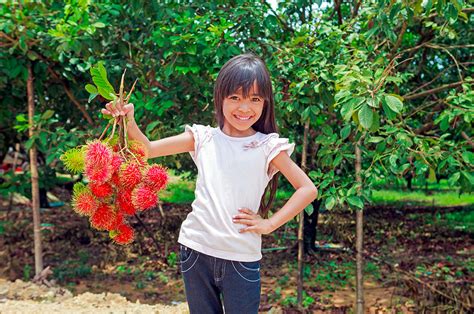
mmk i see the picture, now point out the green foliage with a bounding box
[23,264,32,282]
[0,221,5,236]
[89,61,116,101]
[312,260,355,291]
[53,251,92,282]
[167,251,178,267]
[1,0,472,213]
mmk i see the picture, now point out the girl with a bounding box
[102,53,318,314]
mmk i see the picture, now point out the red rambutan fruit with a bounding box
[111,154,124,173]
[85,139,113,165]
[112,211,125,230]
[113,224,135,245]
[129,140,148,160]
[117,189,136,216]
[111,172,121,186]
[90,203,116,231]
[84,140,113,183]
[89,181,113,198]
[144,164,169,191]
[131,184,158,211]
[72,187,98,216]
[119,162,142,189]
[84,162,112,183]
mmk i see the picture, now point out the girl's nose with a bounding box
[239,102,251,110]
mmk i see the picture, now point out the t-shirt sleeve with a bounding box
[184,123,211,164]
[263,134,295,180]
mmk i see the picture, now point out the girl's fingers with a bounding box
[239,226,256,233]
[239,208,255,215]
[233,213,252,220]
[233,219,255,226]
[105,102,125,116]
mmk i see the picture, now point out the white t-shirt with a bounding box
[177,124,295,262]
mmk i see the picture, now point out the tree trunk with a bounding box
[297,119,310,308]
[355,132,365,313]
[303,199,321,254]
[27,62,43,275]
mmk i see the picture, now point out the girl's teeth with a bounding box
[235,115,252,120]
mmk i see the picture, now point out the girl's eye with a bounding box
[252,98,262,102]
[230,96,239,100]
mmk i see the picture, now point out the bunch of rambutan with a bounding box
[60,137,168,245]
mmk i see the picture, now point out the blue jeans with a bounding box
[179,244,261,314]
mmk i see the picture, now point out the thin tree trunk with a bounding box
[354,132,365,313]
[27,62,43,275]
[297,119,310,308]
[7,143,20,216]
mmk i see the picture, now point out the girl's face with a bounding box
[222,81,265,136]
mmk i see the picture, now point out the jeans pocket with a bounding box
[179,245,200,273]
[231,260,260,282]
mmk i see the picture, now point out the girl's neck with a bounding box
[220,124,257,138]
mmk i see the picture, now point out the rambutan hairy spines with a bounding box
[89,181,114,198]
[119,162,142,189]
[110,172,121,186]
[72,184,98,216]
[60,147,85,174]
[129,140,148,160]
[61,108,170,245]
[85,139,113,166]
[90,203,116,231]
[111,154,124,173]
[84,161,112,183]
[112,211,125,230]
[144,164,169,191]
[131,184,158,211]
[113,224,135,245]
[117,189,136,216]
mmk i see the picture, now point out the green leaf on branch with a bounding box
[325,195,336,210]
[25,136,36,150]
[41,110,54,120]
[85,84,98,94]
[39,131,48,147]
[382,100,397,120]
[88,93,98,103]
[90,61,116,100]
[304,204,314,215]
[462,151,474,164]
[340,125,351,140]
[347,196,364,209]
[358,103,373,129]
[368,136,384,143]
[369,110,380,132]
[384,94,403,113]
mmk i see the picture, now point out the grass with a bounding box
[407,208,474,232]
[158,169,195,204]
[160,173,473,209]
[158,170,296,205]
[370,187,474,207]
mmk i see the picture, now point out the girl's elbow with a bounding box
[308,185,318,200]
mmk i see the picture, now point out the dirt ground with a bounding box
[1,188,472,313]
[0,278,410,314]
[0,278,188,313]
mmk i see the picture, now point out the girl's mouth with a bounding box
[234,114,253,121]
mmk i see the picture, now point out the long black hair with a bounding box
[213,53,280,218]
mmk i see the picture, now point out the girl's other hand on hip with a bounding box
[232,207,275,235]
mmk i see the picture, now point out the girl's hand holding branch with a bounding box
[102,101,135,120]
[232,207,275,235]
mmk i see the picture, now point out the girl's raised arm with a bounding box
[101,101,194,159]
[127,117,195,159]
